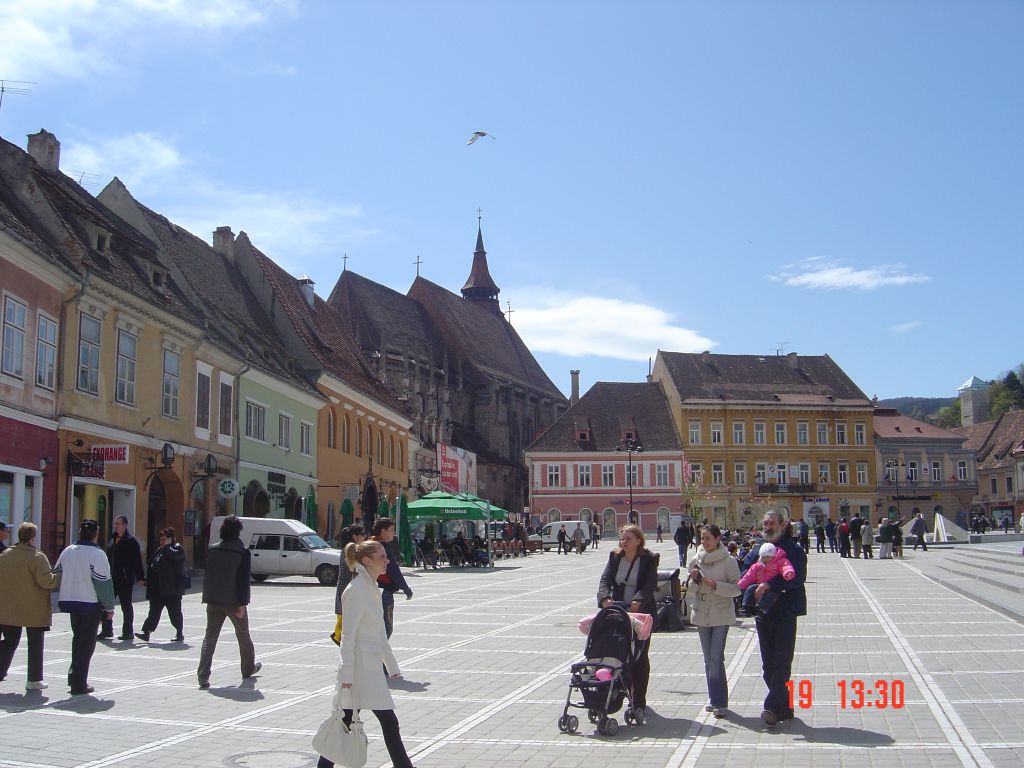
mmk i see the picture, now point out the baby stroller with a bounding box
[558,604,645,736]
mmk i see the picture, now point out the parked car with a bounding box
[209,516,342,585]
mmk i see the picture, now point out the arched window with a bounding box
[399,442,404,471]
[355,420,363,456]
[342,414,350,453]
[366,426,372,460]
[388,435,395,468]
[376,432,383,465]
[326,409,336,449]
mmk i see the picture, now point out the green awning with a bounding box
[406,490,507,522]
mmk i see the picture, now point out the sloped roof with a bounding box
[409,276,564,399]
[461,225,499,294]
[658,352,869,403]
[958,375,989,392]
[528,382,681,453]
[956,410,1024,471]
[243,237,407,415]
[327,270,444,368]
[873,409,966,442]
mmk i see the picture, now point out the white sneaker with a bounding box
[26,681,48,690]
[704,704,713,712]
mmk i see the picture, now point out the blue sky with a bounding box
[2,1,1021,400]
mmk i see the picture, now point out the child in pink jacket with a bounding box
[737,543,795,616]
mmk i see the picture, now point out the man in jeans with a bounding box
[197,515,261,689]
[372,518,412,638]
[99,515,145,640]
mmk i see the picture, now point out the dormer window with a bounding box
[624,430,636,442]
[577,429,591,442]
[96,233,109,253]
[150,266,168,293]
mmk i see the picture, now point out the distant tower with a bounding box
[461,215,501,316]
[957,375,990,427]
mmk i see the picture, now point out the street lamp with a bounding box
[616,438,644,526]
[885,458,906,521]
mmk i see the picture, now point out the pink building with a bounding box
[525,381,684,535]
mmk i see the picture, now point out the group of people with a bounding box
[556,522,595,554]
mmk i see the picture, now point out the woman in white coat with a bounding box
[688,524,741,718]
[317,540,414,768]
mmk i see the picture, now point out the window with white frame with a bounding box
[930,461,941,482]
[775,422,787,445]
[689,463,703,484]
[799,463,811,484]
[196,369,211,430]
[219,379,233,437]
[734,462,746,485]
[278,413,291,449]
[688,420,701,444]
[711,421,723,444]
[907,460,918,481]
[755,463,767,484]
[35,315,57,390]
[376,432,383,464]
[818,462,830,484]
[855,422,866,445]
[627,464,638,487]
[245,401,266,441]
[957,460,968,481]
[115,330,137,405]
[655,464,669,486]
[712,463,724,485]
[1,296,26,378]
[77,313,101,394]
[547,464,561,487]
[300,422,312,456]
[578,465,592,487]
[857,462,868,485]
[327,410,336,449]
[1007,475,1014,494]
[797,421,809,445]
[816,421,828,445]
[754,422,766,445]
[776,463,788,484]
[161,348,180,418]
[602,464,614,486]
[836,422,847,445]
[733,421,745,444]
[838,462,849,484]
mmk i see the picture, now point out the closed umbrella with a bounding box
[339,498,355,528]
[397,493,414,566]
[361,472,379,532]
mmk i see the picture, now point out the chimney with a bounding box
[701,350,711,364]
[27,130,60,172]
[787,351,799,369]
[297,276,315,308]
[570,369,580,405]
[212,226,235,261]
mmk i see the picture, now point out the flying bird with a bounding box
[466,131,496,145]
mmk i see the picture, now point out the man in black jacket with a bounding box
[372,518,412,638]
[100,516,145,640]
[674,520,693,566]
[197,516,260,689]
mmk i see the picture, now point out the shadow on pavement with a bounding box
[50,695,116,713]
[208,678,265,702]
[389,677,430,693]
[787,719,895,746]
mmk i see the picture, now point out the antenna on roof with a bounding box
[0,80,34,119]
[775,341,790,356]
[63,169,103,190]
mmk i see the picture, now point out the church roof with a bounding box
[527,382,682,453]
[461,224,499,295]
[409,276,564,399]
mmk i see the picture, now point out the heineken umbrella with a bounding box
[339,498,355,528]
[406,491,507,521]
[456,492,509,518]
[397,493,414,567]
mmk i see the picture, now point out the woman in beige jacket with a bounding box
[688,524,741,717]
[0,523,60,690]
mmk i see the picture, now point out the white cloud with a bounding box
[509,290,714,362]
[63,133,184,191]
[0,0,292,80]
[772,257,929,291]
[888,320,922,334]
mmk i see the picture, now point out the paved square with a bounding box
[1,540,1022,768]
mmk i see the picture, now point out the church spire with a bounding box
[461,211,501,315]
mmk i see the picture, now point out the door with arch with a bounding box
[243,480,271,517]
[602,508,616,537]
[657,507,671,535]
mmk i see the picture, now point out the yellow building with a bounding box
[653,351,876,529]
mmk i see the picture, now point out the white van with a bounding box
[209,516,342,585]
[540,520,590,552]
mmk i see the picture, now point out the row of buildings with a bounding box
[0,129,566,564]
[525,354,1004,534]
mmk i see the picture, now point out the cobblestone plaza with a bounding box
[1,540,1022,768]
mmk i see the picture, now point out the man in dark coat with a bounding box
[910,513,928,551]
[135,527,186,642]
[824,518,837,553]
[372,518,413,638]
[99,515,145,640]
[674,520,693,566]
[753,511,807,726]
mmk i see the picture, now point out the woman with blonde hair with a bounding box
[596,524,659,719]
[316,539,413,768]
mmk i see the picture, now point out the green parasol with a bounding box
[339,498,355,528]
[305,494,318,531]
[397,493,414,566]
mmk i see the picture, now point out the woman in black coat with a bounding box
[136,527,186,642]
[596,524,659,716]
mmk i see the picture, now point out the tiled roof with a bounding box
[409,276,564,399]
[953,421,996,453]
[956,410,1024,471]
[873,409,967,442]
[527,382,682,453]
[327,270,444,368]
[242,236,407,414]
[658,352,869,403]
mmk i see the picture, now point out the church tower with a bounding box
[461,217,501,316]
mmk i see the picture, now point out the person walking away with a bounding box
[892,519,904,559]
[371,518,412,639]
[824,518,837,553]
[794,519,810,554]
[316,539,414,768]
[813,521,825,553]
[877,519,893,559]
[596,525,658,719]
[674,520,692,567]
[590,521,599,549]
[136,527,187,642]
[753,511,807,726]
[911,513,928,551]
[330,525,365,645]
[100,515,145,641]
[656,522,664,543]
[53,519,114,695]
[688,524,741,717]
[197,515,261,689]
[0,522,60,690]
[556,524,569,555]
[837,519,851,558]
[573,523,586,554]
[849,514,863,559]
[860,519,873,558]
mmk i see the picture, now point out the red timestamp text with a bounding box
[785,679,906,710]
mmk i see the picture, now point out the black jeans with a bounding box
[69,611,103,690]
[0,625,45,682]
[101,583,136,637]
[141,595,183,636]
[755,614,798,716]
[317,708,412,768]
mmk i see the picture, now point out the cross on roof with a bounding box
[342,253,348,272]
[414,254,423,277]
[505,300,514,323]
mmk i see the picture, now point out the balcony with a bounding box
[756,483,817,495]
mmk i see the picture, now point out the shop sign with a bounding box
[69,451,105,479]
[92,444,129,464]
[217,478,240,498]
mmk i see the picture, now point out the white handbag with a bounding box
[312,675,368,767]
